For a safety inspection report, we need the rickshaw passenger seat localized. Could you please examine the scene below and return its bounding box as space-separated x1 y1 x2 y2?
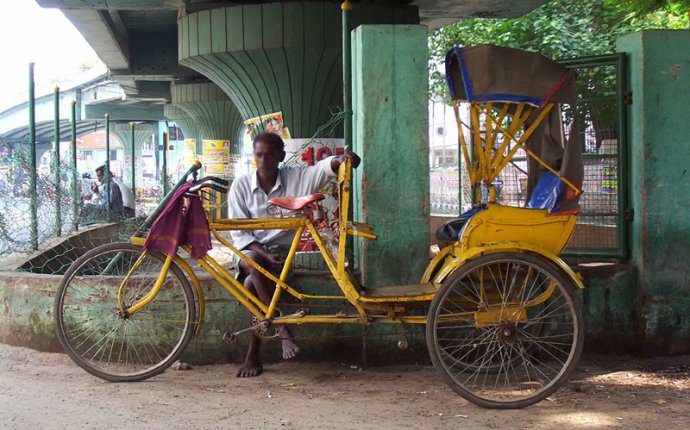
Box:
435 206 486 241
526 172 562 211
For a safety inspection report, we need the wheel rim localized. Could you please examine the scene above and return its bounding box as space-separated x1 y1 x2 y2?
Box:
57 247 193 379
432 256 580 404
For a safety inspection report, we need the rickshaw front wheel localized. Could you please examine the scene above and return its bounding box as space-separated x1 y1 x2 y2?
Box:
426 252 584 409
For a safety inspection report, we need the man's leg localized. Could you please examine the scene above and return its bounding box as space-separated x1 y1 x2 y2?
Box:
235 255 300 378
236 274 263 377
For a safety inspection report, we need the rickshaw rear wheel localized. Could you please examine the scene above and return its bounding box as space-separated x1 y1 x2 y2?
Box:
426 252 583 409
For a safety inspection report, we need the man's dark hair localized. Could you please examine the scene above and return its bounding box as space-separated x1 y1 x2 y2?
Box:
253 132 285 152
95 165 113 176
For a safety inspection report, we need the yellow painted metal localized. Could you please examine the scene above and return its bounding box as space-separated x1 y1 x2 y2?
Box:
420 244 452 283
431 241 585 290
337 159 351 273
305 222 365 309
346 221 377 239
267 225 304 318
117 248 149 312
128 237 205 336
212 227 295 296
211 217 308 230
196 256 266 318
461 204 577 255
452 100 475 186
125 254 173 315
474 307 527 328
170 252 205 337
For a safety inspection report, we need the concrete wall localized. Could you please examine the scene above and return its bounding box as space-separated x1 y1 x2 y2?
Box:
0 271 425 365
617 30 690 353
352 25 430 288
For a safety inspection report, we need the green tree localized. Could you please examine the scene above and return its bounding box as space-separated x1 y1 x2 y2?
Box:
429 0 688 100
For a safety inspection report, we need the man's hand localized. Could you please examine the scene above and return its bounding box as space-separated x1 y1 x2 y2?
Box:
246 242 285 270
262 251 285 270
331 151 361 172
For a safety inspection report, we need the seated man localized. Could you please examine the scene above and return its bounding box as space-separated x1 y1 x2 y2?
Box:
92 165 124 219
229 132 360 377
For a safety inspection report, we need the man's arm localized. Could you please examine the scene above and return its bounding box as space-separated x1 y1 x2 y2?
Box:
329 151 361 173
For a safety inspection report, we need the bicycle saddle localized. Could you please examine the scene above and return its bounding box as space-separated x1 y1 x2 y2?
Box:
268 193 325 210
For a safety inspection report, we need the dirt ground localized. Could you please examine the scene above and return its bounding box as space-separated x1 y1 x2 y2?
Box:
1 343 690 430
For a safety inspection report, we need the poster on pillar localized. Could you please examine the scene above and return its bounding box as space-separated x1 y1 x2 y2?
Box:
244 111 291 140
184 139 198 165
202 140 230 177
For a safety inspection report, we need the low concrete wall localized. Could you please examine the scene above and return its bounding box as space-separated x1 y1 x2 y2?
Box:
0 271 426 365
0 261 662 365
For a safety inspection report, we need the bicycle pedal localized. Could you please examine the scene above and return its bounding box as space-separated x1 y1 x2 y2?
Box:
222 331 238 345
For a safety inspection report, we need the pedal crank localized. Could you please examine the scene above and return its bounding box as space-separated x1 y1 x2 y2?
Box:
222 319 273 344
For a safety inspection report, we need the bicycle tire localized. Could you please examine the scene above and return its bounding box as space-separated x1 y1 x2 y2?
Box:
426 252 584 409
55 242 196 382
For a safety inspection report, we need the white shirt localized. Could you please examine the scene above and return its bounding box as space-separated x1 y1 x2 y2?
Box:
113 177 135 210
229 156 337 250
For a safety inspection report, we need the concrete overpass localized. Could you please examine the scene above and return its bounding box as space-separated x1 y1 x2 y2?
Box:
35 0 549 142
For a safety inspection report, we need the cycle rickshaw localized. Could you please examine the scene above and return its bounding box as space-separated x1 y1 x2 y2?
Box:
55 44 585 409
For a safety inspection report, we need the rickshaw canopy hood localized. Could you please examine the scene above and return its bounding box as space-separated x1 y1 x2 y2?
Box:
445 45 577 107
445 44 583 211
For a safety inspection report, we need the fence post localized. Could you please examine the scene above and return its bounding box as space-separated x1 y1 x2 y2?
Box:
105 113 111 222
162 129 168 196
130 122 136 207
71 100 78 231
342 0 352 151
28 63 38 250
54 86 61 236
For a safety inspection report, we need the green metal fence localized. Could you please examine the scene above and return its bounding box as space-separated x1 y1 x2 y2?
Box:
560 53 628 258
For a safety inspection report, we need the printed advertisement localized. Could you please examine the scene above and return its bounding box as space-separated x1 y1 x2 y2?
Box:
203 139 230 176
184 139 198 165
244 111 291 140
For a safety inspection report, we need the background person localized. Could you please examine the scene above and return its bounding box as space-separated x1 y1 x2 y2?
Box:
93 165 124 219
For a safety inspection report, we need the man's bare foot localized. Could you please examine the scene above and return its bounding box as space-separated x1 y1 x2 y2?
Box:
277 326 300 360
282 338 300 360
236 359 263 377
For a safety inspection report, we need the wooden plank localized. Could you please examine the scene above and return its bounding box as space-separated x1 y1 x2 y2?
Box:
197 10 212 55
242 4 263 51
261 3 283 48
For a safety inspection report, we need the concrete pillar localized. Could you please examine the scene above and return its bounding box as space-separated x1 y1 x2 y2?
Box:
352 25 429 288
616 30 690 352
178 3 418 138
164 104 202 145
170 82 244 154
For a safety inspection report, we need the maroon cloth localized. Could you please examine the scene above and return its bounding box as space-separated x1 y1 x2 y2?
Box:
143 183 212 259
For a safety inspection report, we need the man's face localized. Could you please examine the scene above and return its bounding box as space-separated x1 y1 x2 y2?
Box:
96 170 104 183
253 142 284 173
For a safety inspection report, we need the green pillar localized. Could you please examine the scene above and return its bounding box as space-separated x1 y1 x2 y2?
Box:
178 3 418 138
164 104 203 154
170 82 244 150
352 25 429 288
616 30 690 353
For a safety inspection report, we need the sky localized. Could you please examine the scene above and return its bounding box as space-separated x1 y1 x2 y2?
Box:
0 0 105 111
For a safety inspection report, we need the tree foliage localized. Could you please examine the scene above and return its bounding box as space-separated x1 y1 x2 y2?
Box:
429 0 689 99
